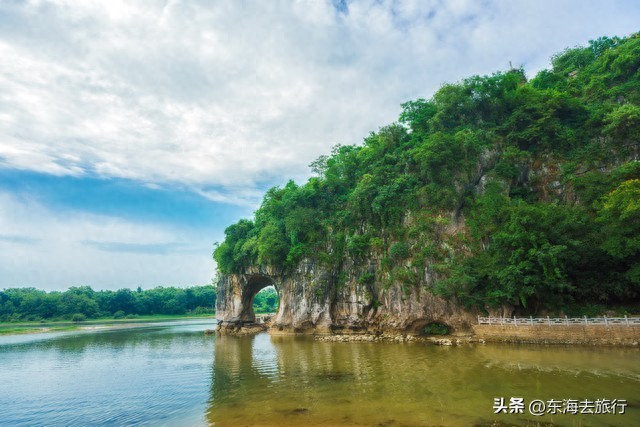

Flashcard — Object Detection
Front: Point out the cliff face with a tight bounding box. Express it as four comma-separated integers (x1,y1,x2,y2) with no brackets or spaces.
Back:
216,256,477,335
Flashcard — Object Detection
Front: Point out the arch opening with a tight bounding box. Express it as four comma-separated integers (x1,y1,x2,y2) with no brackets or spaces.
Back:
252,286,278,315
239,275,278,323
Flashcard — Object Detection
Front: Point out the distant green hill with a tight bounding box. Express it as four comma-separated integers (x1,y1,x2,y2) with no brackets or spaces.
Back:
215,33,640,316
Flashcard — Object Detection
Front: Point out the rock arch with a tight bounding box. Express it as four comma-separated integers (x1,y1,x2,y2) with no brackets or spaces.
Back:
238,274,278,323
215,260,474,335
215,261,335,334
216,272,279,332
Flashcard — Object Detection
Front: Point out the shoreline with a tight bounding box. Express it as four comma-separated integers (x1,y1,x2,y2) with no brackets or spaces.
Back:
312,324,640,347
0,315,216,336
471,323,640,347
218,322,640,347
220,314,640,347
314,332,640,347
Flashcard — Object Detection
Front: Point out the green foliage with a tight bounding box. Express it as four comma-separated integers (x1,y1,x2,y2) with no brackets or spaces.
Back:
213,219,257,273
603,105,640,156
71,313,86,322
358,272,375,285
252,286,278,314
597,179,640,287
389,242,410,261
598,179,640,256
572,162,640,208
380,257,393,272
257,222,289,265
392,267,419,287
450,202,589,310
563,303,607,318
423,323,450,336
551,46,596,76
0,285,217,322
347,234,371,259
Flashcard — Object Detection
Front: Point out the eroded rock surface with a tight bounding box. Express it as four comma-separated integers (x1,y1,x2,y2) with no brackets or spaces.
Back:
216,258,476,335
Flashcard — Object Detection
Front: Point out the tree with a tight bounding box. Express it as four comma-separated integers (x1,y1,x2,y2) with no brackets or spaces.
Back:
598,179,640,260
603,105,640,151
463,202,586,311
257,222,289,266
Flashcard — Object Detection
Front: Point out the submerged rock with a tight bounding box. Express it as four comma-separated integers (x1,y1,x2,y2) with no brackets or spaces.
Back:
216,320,267,335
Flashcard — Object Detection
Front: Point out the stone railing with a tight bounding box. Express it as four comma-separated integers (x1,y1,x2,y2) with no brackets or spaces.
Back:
478,315,640,326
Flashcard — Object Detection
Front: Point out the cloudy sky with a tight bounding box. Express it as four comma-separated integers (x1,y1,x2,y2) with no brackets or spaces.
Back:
1,0,639,290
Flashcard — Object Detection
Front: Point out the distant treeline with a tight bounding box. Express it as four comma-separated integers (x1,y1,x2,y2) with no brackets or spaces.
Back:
0,285,217,322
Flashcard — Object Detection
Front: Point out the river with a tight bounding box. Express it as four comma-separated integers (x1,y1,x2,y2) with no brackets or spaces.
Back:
0,319,638,426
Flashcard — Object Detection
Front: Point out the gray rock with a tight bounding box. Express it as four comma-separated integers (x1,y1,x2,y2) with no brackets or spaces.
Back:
216,257,477,335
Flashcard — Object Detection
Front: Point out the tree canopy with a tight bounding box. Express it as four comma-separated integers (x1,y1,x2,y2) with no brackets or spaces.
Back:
0,285,216,322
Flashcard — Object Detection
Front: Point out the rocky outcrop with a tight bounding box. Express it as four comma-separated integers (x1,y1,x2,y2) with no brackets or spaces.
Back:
216,257,477,335
215,150,614,336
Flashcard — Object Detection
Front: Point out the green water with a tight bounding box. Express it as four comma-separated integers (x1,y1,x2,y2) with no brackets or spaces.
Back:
0,320,638,426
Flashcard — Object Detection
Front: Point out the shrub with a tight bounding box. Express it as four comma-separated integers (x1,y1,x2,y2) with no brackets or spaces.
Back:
71,313,86,322
192,306,215,315
347,234,371,258
423,322,450,335
113,310,126,319
389,242,410,261
370,237,384,252
358,272,375,285
392,266,419,286
563,304,606,317
380,257,394,271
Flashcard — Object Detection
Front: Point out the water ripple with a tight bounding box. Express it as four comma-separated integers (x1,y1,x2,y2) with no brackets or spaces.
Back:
2,325,639,426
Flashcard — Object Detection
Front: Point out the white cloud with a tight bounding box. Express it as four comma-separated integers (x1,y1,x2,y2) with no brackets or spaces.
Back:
0,191,217,290
1,0,638,289
0,0,639,204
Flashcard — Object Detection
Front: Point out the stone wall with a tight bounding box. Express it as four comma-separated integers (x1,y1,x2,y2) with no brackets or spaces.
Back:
473,324,640,346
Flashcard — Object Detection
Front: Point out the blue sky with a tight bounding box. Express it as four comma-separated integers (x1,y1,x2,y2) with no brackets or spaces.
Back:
1,0,639,290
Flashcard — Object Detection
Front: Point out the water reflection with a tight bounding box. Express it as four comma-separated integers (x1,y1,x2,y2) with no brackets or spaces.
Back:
208,334,640,427
1,323,638,427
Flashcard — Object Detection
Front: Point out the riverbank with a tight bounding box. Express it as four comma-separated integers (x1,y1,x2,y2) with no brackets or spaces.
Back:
472,324,640,346
0,314,216,335
314,332,478,345
313,324,640,347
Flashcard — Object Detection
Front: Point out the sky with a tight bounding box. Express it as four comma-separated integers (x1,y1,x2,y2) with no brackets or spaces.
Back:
1,0,639,291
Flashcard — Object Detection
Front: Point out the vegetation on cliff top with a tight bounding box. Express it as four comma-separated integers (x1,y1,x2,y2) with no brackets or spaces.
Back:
214,33,640,315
